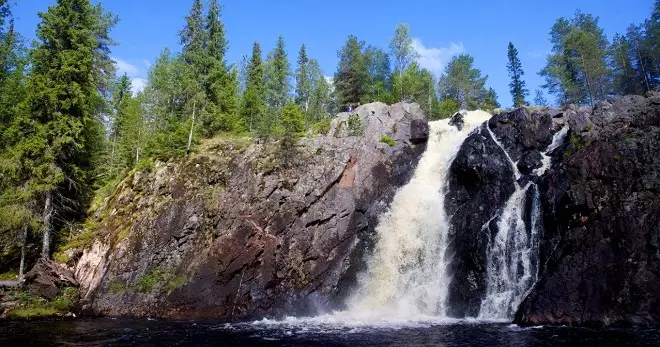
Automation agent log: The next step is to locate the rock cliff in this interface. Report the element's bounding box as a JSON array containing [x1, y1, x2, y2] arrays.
[[73, 102, 428, 320]]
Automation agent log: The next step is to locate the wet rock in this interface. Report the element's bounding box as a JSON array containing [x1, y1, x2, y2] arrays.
[[515, 93, 660, 327], [24, 259, 78, 300], [449, 111, 465, 131]]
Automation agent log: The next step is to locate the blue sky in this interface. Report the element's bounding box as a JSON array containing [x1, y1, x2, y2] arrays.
[[9, 0, 655, 107]]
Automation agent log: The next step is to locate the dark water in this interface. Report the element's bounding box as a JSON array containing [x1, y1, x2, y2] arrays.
[[1, 318, 660, 346]]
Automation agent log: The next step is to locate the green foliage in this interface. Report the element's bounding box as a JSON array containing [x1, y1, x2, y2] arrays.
[[334, 35, 368, 109], [507, 42, 529, 107], [0, 269, 18, 280], [541, 11, 610, 106], [392, 62, 436, 116], [434, 98, 460, 120], [380, 136, 396, 147], [533, 89, 549, 106], [310, 119, 331, 136], [437, 54, 490, 110], [281, 102, 305, 139], [347, 113, 364, 136], [390, 23, 420, 101], [242, 42, 267, 136], [5, 287, 78, 319], [136, 267, 188, 294]]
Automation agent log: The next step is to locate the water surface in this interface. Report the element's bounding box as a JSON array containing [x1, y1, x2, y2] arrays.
[[1, 318, 659, 346]]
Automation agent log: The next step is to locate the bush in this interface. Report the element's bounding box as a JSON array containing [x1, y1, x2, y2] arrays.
[[310, 119, 331, 136], [347, 113, 363, 136], [380, 136, 396, 147]]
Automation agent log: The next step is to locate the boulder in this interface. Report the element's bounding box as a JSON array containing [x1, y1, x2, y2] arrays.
[[24, 259, 78, 300]]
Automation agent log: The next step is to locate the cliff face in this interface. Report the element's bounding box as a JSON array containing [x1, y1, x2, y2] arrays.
[[444, 93, 660, 326], [515, 94, 660, 326], [73, 102, 428, 320]]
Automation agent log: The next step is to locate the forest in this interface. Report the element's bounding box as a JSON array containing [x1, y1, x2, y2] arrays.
[[0, 0, 658, 280]]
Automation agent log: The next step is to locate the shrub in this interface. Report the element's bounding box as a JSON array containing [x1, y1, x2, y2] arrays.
[[380, 136, 396, 147], [347, 113, 364, 136]]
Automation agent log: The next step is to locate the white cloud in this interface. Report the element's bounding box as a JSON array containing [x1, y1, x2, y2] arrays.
[[112, 57, 141, 77], [412, 38, 465, 76], [528, 48, 550, 58], [131, 78, 147, 95]]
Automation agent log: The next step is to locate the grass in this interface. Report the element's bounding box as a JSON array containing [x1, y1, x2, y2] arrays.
[[380, 136, 396, 147], [0, 270, 18, 281], [5, 287, 78, 319], [134, 267, 190, 294]]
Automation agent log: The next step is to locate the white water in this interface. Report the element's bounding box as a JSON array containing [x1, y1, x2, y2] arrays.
[[534, 126, 570, 176], [478, 125, 565, 319], [344, 110, 492, 320], [486, 126, 521, 181]]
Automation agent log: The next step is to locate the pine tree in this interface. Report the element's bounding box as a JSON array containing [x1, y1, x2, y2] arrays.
[[179, 0, 206, 144], [533, 89, 549, 106], [540, 12, 610, 106], [610, 33, 643, 95], [507, 42, 528, 107], [307, 59, 331, 123], [334, 35, 367, 109], [437, 54, 488, 109], [242, 42, 266, 136], [294, 44, 311, 111]]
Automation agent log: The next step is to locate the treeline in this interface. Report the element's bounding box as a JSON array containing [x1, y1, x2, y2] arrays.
[[538, 5, 660, 106]]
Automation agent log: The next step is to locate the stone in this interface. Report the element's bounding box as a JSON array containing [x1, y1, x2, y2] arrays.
[[24, 259, 78, 300], [448, 112, 465, 131]]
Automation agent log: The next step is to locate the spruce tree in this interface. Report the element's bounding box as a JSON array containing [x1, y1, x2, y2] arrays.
[[203, 0, 240, 135], [507, 42, 528, 107], [264, 35, 291, 138], [295, 44, 311, 111], [7, 0, 115, 258], [533, 89, 548, 106], [334, 35, 367, 109], [241, 42, 266, 136]]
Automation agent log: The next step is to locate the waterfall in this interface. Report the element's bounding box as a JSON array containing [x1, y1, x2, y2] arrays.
[[478, 126, 568, 319], [345, 111, 492, 319], [478, 183, 541, 319]]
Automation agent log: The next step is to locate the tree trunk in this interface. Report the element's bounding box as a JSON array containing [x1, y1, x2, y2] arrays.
[[18, 225, 28, 282], [186, 100, 196, 156], [635, 43, 651, 92], [41, 191, 53, 259]]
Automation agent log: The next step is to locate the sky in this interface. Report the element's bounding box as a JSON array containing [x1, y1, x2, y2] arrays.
[[9, 0, 656, 107]]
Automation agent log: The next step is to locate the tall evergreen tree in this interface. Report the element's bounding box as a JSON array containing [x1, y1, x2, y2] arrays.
[[540, 12, 610, 106], [202, 0, 240, 135], [264, 35, 291, 137], [241, 42, 266, 135], [507, 42, 528, 107], [334, 35, 367, 109], [3, 0, 116, 258], [308, 59, 331, 122], [294, 44, 311, 111]]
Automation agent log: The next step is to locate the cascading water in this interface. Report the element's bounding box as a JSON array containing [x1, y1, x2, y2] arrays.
[[344, 111, 492, 320], [478, 126, 569, 319]]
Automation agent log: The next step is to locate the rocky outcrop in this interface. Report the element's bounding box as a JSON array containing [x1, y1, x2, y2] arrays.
[[515, 94, 660, 327], [445, 93, 660, 327], [74, 102, 428, 320], [24, 259, 78, 300]]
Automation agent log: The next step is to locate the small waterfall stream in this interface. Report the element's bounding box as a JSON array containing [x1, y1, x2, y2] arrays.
[[478, 126, 568, 319]]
